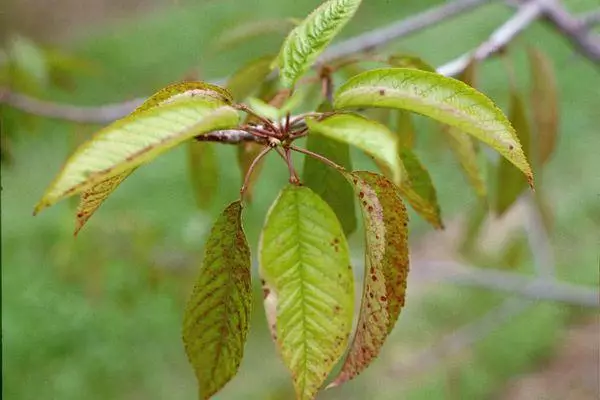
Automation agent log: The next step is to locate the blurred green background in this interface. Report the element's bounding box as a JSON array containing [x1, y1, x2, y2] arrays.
[[2, 0, 599, 399]]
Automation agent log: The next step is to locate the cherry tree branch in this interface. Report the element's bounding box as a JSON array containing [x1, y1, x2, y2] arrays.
[[437, 0, 546, 76], [0, 0, 495, 124], [538, 0, 600, 63]]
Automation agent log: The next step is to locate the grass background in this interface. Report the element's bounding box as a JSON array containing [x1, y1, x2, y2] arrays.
[[2, 0, 599, 399]]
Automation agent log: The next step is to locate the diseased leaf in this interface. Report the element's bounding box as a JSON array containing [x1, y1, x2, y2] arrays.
[[182, 201, 252, 400], [495, 90, 531, 215], [74, 171, 133, 235], [329, 171, 409, 387], [188, 141, 219, 209], [35, 97, 239, 214], [387, 54, 435, 72], [259, 185, 354, 400], [278, 0, 362, 87], [214, 19, 295, 51], [73, 82, 233, 231], [527, 47, 559, 165], [333, 68, 533, 185], [226, 56, 275, 101], [303, 135, 357, 236], [306, 114, 402, 184], [398, 148, 443, 229]]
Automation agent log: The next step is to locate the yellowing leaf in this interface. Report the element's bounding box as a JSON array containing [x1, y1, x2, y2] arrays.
[[303, 135, 357, 236], [495, 91, 531, 215], [333, 68, 533, 185], [74, 171, 133, 235], [259, 185, 354, 400], [528, 47, 559, 165], [278, 0, 362, 87], [188, 141, 219, 209], [73, 81, 232, 232], [329, 171, 409, 387], [182, 201, 252, 400], [226, 55, 275, 101], [398, 148, 443, 229], [35, 98, 239, 214], [306, 114, 402, 184], [395, 110, 415, 148]]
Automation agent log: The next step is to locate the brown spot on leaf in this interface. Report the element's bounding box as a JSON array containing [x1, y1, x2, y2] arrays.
[[379, 89, 386, 95]]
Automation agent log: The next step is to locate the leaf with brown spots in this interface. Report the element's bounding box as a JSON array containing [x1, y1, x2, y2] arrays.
[[259, 185, 354, 400], [35, 95, 239, 215], [67, 82, 236, 231], [329, 171, 409, 388], [528, 47, 559, 165], [334, 68, 533, 186], [182, 201, 252, 400]]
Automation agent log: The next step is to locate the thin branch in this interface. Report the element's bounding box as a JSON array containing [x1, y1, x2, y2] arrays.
[[318, 0, 497, 64], [289, 145, 345, 171], [0, 0, 495, 123], [390, 298, 531, 377], [240, 145, 272, 200], [538, 0, 600, 63], [580, 9, 600, 27], [194, 129, 259, 144], [409, 260, 599, 308], [437, 0, 546, 76]]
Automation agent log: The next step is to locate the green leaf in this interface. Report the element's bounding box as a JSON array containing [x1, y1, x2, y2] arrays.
[[72, 82, 232, 232], [303, 135, 357, 236], [278, 0, 363, 87], [7, 34, 48, 94], [35, 97, 239, 214], [306, 114, 402, 184], [387, 54, 435, 72], [183, 201, 252, 400], [441, 59, 486, 198], [329, 171, 409, 387], [188, 141, 219, 209], [527, 47, 559, 165], [226, 56, 275, 101], [259, 185, 354, 400], [398, 148, 443, 229], [214, 18, 295, 51], [495, 90, 531, 215], [333, 68, 533, 185], [443, 126, 486, 198]]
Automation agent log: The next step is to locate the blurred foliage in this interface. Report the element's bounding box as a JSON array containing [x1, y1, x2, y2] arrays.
[[2, 0, 599, 399]]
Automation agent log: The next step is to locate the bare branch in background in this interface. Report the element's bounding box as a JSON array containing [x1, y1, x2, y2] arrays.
[[318, 0, 496, 63], [1, 0, 496, 123], [410, 260, 599, 308], [437, 0, 546, 76], [391, 298, 530, 377], [539, 0, 600, 63]]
